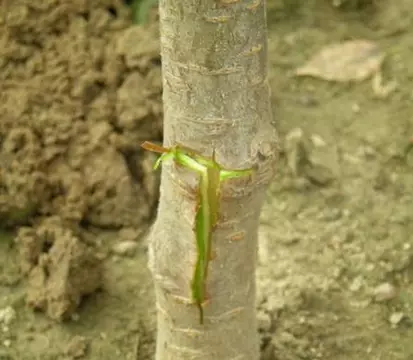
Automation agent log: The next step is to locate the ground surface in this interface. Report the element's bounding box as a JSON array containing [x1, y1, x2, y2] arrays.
[[0, 1, 413, 359]]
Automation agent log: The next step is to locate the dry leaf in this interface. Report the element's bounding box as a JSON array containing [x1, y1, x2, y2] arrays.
[[295, 40, 385, 82]]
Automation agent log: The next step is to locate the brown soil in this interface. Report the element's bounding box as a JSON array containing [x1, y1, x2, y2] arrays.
[[0, 0, 413, 359]]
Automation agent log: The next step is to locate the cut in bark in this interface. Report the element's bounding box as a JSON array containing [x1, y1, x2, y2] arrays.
[[147, 0, 278, 359]]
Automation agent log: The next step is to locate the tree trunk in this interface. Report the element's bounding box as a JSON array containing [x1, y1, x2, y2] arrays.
[[148, 0, 278, 359]]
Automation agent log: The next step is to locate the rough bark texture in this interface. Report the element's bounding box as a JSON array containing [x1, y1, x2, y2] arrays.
[[148, 0, 278, 359]]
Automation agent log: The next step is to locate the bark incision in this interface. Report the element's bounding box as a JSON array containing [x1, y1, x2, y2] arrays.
[[148, 0, 277, 359]]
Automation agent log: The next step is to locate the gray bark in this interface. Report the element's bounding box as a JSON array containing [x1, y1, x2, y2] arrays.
[[148, 0, 278, 359]]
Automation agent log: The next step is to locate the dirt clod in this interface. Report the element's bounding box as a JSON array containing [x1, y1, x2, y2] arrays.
[[284, 128, 338, 186], [1, 0, 162, 329], [16, 218, 103, 321], [0, 0, 162, 231]]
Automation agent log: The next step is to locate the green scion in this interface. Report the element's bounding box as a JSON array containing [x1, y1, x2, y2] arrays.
[[141, 142, 253, 324]]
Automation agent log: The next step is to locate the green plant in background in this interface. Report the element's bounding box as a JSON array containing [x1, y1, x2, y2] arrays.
[[0, 203, 36, 229], [129, 0, 159, 24], [0, 229, 14, 245]]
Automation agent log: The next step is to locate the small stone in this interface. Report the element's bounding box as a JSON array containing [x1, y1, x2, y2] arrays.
[[3, 339, 11, 347], [332, 267, 343, 279], [373, 283, 396, 302], [112, 241, 138, 257], [349, 276, 364, 292], [311, 134, 327, 147], [365, 263, 375, 272], [389, 312, 404, 326], [306, 137, 339, 186], [0, 306, 16, 326], [65, 335, 88, 359]]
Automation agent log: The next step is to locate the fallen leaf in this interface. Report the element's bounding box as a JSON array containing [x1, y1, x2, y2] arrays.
[[295, 40, 385, 82]]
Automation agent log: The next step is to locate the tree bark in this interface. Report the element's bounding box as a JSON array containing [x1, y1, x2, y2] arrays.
[[148, 0, 278, 359]]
